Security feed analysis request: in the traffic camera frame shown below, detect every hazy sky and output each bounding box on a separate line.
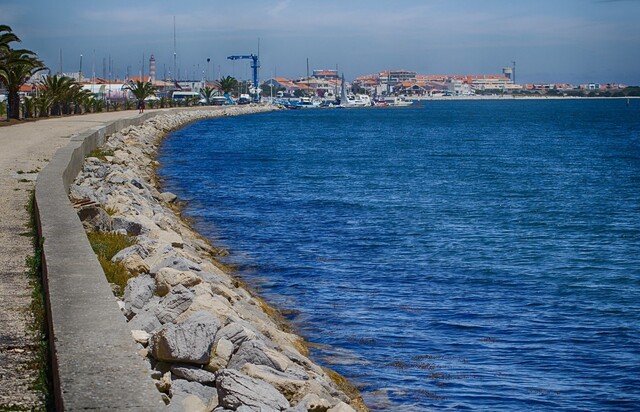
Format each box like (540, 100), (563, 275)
(2, 0), (639, 84)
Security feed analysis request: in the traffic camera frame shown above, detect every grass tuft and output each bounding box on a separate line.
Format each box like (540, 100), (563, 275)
(87, 148), (115, 160)
(24, 191), (53, 410)
(87, 232), (135, 294)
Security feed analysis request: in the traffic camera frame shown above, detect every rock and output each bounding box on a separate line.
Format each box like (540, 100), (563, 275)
(286, 393), (332, 412)
(123, 274), (156, 318)
(113, 244), (149, 261)
(128, 307), (161, 333)
(176, 294), (234, 325)
(171, 379), (218, 408)
(156, 371), (172, 393)
(155, 267), (202, 297)
(131, 178), (145, 189)
(170, 364), (217, 384)
(166, 394), (207, 412)
(151, 311), (220, 364)
(152, 228), (185, 249)
(131, 329), (150, 346)
(216, 369), (290, 411)
(327, 402), (356, 412)
(119, 254), (150, 276)
(228, 340), (291, 372)
(155, 284), (195, 324)
(241, 364), (307, 401)
(111, 216), (143, 236)
(206, 338), (234, 372)
(150, 255), (202, 274)
(160, 192), (178, 203)
(77, 205), (111, 232)
(215, 322), (258, 349)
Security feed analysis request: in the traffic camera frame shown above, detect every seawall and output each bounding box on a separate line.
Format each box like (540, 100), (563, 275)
(36, 105), (366, 411)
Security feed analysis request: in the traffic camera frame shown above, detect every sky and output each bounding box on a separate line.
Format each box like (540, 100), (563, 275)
(2, 0), (639, 85)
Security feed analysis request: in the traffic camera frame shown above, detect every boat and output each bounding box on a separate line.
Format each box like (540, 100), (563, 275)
(339, 74), (372, 107)
(384, 96), (414, 107)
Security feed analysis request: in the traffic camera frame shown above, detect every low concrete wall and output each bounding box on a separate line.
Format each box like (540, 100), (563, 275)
(35, 111), (166, 411)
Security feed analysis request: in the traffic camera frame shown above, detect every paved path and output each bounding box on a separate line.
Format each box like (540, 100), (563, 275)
(0, 110), (157, 409)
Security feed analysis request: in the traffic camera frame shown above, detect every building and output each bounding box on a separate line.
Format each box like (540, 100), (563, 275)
(312, 69), (338, 80)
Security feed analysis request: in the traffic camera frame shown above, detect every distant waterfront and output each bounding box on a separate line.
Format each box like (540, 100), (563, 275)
(159, 99), (640, 410)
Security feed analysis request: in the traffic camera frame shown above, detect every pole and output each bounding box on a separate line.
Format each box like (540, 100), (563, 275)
(173, 16), (177, 82)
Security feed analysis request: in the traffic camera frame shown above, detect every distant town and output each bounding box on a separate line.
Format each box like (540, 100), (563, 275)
(3, 35), (640, 120)
(21, 59), (639, 99)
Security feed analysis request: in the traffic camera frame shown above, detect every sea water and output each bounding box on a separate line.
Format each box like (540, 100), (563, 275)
(158, 100), (640, 411)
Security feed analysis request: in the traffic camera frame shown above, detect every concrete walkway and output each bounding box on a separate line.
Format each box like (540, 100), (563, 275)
(0, 110), (161, 409)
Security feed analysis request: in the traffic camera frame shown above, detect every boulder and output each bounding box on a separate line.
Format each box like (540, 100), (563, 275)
(286, 393), (332, 412)
(128, 306), (162, 333)
(77, 205), (111, 232)
(166, 394), (207, 412)
(170, 364), (217, 384)
(111, 216), (143, 236)
(151, 311), (220, 364)
(119, 254), (150, 276)
(241, 364), (307, 401)
(216, 369), (290, 411)
(150, 255), (202, 274)
(327, 402), (356, 412)
(228, 340), (291, 372)
(131, 329), (150, 346)
(171, 379), (218, 405)
(155, 284), (195, 324)
(123, 274), (155, 318)
(215, 322), (258, 349)
(113, 244), (150, 261)
(155, 267), (202, 297)
(206, 338), (234, 372)
(160, 192), (178, 203)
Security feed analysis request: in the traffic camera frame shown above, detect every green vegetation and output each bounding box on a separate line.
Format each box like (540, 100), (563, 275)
(199, 86), (216, 105)
(87, 231), (135, 294)
(0, 25), (46, 120)
(86, 147), (114, 160)
(24, 191), (53, 410)
(217, 75), (238, 95)
(123, 80), (156, 109)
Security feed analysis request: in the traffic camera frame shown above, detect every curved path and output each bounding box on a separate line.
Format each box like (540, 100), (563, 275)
(0, 110), (163, 409)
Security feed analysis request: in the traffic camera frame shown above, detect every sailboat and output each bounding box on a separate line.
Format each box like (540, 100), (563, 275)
(339, 74), (371, 107)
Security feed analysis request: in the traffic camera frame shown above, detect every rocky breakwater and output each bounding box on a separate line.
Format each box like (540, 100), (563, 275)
(69, 106), (367, 412)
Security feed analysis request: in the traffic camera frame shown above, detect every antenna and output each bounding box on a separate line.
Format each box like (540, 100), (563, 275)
(173, 16), (177, 82)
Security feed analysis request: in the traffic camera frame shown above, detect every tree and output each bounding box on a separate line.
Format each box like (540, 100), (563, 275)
(217, 76), (237, 95)
(0, 49), (44, 119)
(41, 75), (75, 116)
(124, 80), (156, 109)
(200, 86), (216, 105)
(0, 26), (45, 120)
(0, 25), (20, 55)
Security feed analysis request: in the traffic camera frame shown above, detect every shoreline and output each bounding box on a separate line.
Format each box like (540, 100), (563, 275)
(410, 95), (640, 101)
(70, 105), (368, 411)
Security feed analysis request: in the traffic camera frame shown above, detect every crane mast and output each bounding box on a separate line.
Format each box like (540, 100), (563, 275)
(227, 54), (260, 102)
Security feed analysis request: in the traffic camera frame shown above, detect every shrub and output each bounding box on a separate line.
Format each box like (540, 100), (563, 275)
(87, 232), (135, 294)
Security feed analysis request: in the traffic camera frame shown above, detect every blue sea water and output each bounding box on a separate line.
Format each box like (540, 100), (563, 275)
(157, 100), (640, 411)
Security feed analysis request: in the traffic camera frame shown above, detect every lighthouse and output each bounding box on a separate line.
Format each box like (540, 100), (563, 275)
(149, 54), (156, 83)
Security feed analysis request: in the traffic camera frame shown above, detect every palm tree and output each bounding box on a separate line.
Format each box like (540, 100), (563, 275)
(0, 48), (44, 119)
(0, 25), (20, 55)
(217, 76), (237, 95)
(200, 86), (216, 105)
(124, 80), (156, 110)
(40, 75), (75, 116)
